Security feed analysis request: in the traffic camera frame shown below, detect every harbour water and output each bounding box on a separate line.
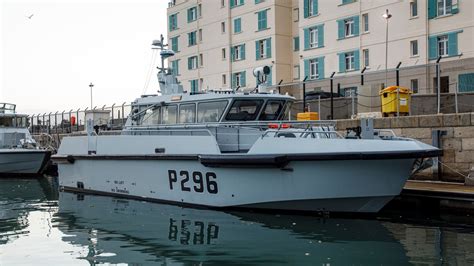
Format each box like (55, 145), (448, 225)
(1, 177), (474, 265)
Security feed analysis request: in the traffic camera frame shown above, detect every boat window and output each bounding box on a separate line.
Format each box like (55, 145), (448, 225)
(282, 101), (292, 120)
(179, 103), (196, 124)
(197, 101), (228, 122)
(225, 100), (264, 121)
(162, 105), (177, 124)
(0, 117), (14, 127)
(259, 100), (285, 121)
(141, 107), (161, 126)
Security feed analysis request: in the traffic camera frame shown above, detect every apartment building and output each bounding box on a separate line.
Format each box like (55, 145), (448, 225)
(167, 0), (474, 95)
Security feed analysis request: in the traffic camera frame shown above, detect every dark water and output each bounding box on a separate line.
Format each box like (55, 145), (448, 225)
(1, 178), (474, 265)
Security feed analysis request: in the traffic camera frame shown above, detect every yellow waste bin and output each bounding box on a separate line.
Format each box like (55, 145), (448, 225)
(379, 86), (412, 116)
(297, 112), (320, 121)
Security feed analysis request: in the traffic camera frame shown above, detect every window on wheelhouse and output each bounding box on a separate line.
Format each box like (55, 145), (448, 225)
(259, 100), (285, 121)
(225, 99), (264, 121)
(141, 107), (161, 126)
(0, 117), (14, 127)
(197, 100), (228, 122)
(162, 105), (177, 124)
(179, 103), (196, 124)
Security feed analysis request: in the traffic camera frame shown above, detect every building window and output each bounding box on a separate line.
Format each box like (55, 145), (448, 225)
(170, 36), (179, 52)
(232, 44), (246, 61)
(363, 49), (369, 67)
(188, 31), (197, 46)
(171, 60), (179, 76)
(362, 13), (369, 32)
(221, 22), (226, 33)
(293, 36), (299, 51)
(235, 72), (241, 87)
(198, 4), (202, 17)
(410, 79), (419, 93)
(293, 65), (300, 80)
(344, 18), (354, 37)
(188, 56), (198, 70)
(187, 7), (198, 23)
(437, 0), (452, 16)
(410, 40), (418, 56)
(309, 59), (319, 79)
(257, 10), (268, 31)
(199, 54), (203, 66)
(309, 27), (318, 48)
(232, 71), (246, 88)
(304, 0), (318, 18)
(256, 38), (271, 60)
(222, 48), (226, 60)
(234, 18), (242, 33)
(169, 14), (178, 31)
(230, 0), (244, 9)
(198, 29), (203, 42)
(345, 52), (355, 71)
(293, 8), (299, 22)
(222, 74), (227, 85)
(410, 0), (418, 17)
(221, 0), (225, 8)
(438, 35), (448, 56)
(189, 80), (199, 93)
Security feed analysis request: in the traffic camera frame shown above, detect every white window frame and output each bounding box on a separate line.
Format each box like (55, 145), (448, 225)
(232, 0), (239, 6)
(344, 18), (354, 37)
(363, 49), (369, 67)
(309, 59), (319, 79)
(233, 45), (243, 61)
(410, 0), (418, 17)
(259, 40), (266, 59)
(190, 56), (198, 69)
(235, 72), (241, 87)
(309, 27), (318, 48)
(308, 0), (315, 16)
(438, 35), (448, 56)
(362, 13), (369, 32)
(410, 40), (418, 57)
(437, 0), (451, 16)
(345, 52), (355, 71)
(189, 7), (197, 21)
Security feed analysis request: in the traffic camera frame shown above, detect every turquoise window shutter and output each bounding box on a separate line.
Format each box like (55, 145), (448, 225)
(459, 73), (474, 92)
(266, 67), (272, 85)
(241, 44), (246, 60)
(337, 20), (344, 39)
(448, 32), (458, 56)
(452, 1), (459, 13)
(303, 28), (310, 50)
(241, 71), (246, 87)
(187, 9), (191, 23)
(338, 53), (345, 72)
(255, 0), (263, 3)
(171, 37), (178, 52)
(265, 38), (271, 58)
(304, 59), (309, 79)
(428, 36), (438, 59)
(187, 57), (192, 70)
(353, 16), (360, 36)
(318, 25), (324, 47)
(354, 50), (360, 71)
(232, 73), (236, 88)
(239, 0), (244, 5)
(255, 40), (260, 59)
(304, 0), (309, 18)
(188, 32), (191, 46)
(312, 0), (318, 15)
(235, 18), (241, 33)
(230, 47), (235, 62)
(263, 10), (267, 29)
(168, 15), (172, 31)
(230, 0), (235, 8)
(428, 0), (437, 19)
(318, 57), (324, 79)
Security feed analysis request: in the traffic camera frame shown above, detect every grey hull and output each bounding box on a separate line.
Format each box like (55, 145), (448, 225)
(0, 150), (50, 175)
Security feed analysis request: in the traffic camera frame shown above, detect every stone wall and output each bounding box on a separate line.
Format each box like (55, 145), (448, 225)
(335, 113), (474, 183)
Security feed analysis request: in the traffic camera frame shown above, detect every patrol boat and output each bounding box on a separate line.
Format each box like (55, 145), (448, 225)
(0, 103), (50, 175)
(53, 40), (441, 213)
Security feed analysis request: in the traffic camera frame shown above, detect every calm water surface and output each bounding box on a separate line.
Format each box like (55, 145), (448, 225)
(1, 177), (474, 265)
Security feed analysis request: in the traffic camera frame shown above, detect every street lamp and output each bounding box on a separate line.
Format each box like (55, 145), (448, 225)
(382, 9), (392, 88)
(89, 82), (94, 109)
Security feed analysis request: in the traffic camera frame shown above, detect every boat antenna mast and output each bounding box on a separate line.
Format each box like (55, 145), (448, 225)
(152, 34), (183, 95)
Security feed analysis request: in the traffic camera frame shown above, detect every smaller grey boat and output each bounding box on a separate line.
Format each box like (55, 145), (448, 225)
(0, 103), (50, 176)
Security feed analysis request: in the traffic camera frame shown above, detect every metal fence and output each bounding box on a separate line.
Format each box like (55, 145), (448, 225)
(29, 102), (132, 134)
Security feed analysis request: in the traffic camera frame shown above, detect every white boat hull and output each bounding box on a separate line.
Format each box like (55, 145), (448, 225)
(0, 149), (50, 175)
(58, 157), (413, 213)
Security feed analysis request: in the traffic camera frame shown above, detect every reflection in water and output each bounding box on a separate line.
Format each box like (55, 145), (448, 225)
(0, 177), (473, 265)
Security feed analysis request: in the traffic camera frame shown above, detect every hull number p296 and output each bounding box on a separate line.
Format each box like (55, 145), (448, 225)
(168, 170), (218, 194)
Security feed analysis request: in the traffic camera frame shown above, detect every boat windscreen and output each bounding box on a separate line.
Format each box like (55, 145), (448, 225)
(259, 100), (285, 121)
(225, 100), (264, 121)
(197, 101), (228, 122)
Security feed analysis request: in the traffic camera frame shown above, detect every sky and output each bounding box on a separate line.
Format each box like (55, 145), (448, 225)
(1, 0), (168, 114)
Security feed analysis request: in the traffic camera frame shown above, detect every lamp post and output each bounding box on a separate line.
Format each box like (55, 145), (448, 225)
(89, 82), (94, 110)
(382, 9), (392, 88)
